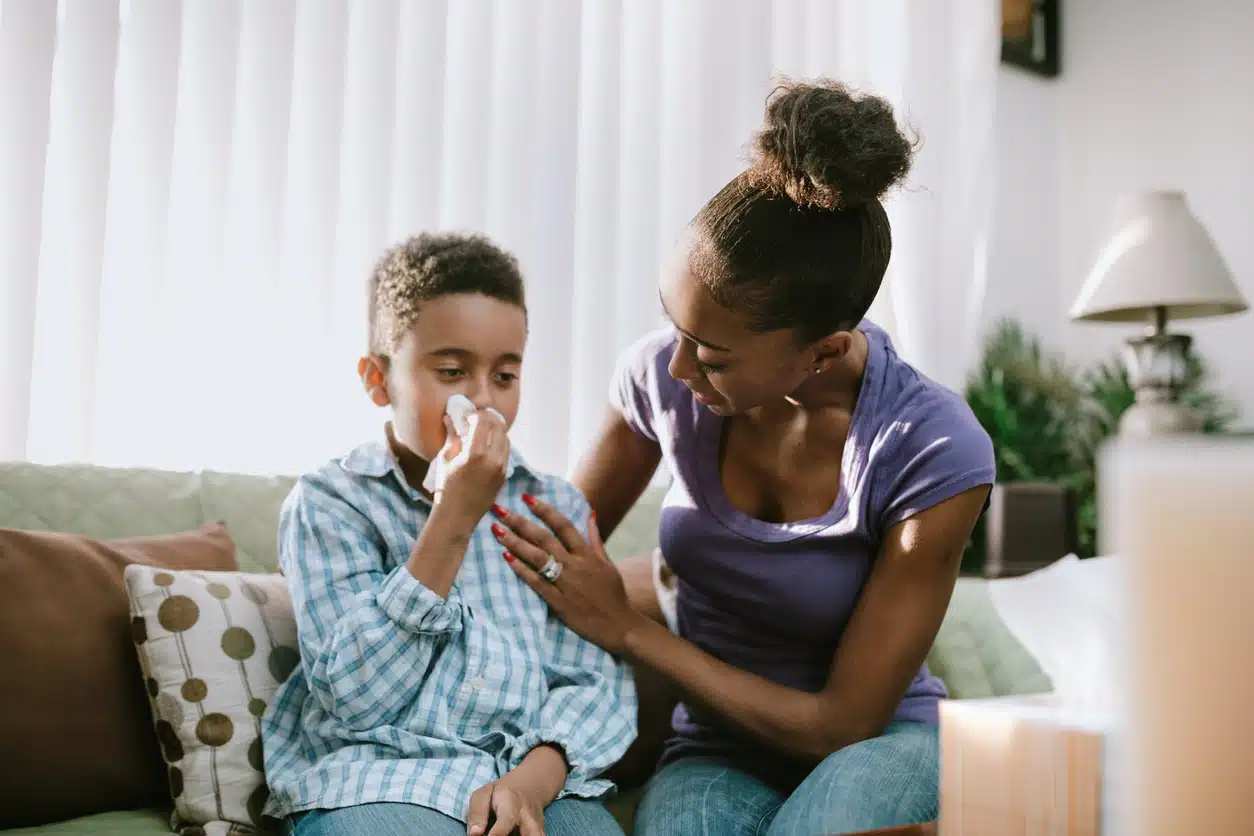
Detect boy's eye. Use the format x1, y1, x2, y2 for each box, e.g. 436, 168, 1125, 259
436, 368, 465, 379
494, 371, 519, 385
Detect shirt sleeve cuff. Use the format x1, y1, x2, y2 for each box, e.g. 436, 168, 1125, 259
883, 468, 996, 530
375, 565, 465, 635
509, 732, 611, 800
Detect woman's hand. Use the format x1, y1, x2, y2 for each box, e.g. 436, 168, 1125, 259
491, 496, 645, 655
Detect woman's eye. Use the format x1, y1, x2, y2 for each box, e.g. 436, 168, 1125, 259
695, 359, 727, 375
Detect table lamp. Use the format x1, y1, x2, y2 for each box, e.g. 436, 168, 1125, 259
1070, 190, 1248, 437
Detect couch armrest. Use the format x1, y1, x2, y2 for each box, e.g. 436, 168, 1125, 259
983, 482, 1076, 579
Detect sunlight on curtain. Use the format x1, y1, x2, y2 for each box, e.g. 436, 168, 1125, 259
1, 0, 998, 475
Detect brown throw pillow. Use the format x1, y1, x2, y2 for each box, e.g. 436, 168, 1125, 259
0, 523, 238, 828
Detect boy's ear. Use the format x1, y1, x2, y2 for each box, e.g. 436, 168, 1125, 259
358, 355, 391, 408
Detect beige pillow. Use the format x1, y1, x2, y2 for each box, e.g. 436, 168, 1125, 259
126, 567, 298, 835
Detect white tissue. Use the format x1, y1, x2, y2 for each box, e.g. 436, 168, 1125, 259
421, 394, 512, 495
987, 554, 1126, 717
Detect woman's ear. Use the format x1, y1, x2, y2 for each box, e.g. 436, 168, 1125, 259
808, 331, 854, 374
358, 355, 391, 407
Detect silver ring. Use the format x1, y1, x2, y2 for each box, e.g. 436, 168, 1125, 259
538, 554, 563, 583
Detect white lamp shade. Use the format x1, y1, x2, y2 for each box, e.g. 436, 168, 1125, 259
1070, 191, 1248, 323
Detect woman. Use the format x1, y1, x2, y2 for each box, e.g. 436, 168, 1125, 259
491, 79, 994, 835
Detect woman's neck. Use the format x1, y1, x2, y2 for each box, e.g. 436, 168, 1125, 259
746, 329, 869, 427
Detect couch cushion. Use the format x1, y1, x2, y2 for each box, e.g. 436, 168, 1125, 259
926, 578, 1052, 699
0, 464, 205, 539
0, 809, 173, 836
0, 525, 239, 829
0, 463, 294, 573
199, 472, 295, 573
605, 484, 665, 561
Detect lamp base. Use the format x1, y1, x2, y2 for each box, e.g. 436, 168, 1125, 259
1119, 398, 1203, 438
1117, 318, 1203, 438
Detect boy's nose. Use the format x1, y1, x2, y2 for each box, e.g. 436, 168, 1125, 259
465, 386, 495, 413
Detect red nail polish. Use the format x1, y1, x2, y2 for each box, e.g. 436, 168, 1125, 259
491, 503, 507, 518
522, 494, 537, 506
491, 523, 506, 538
503, 551, 516, 563
590, 510, 597, 522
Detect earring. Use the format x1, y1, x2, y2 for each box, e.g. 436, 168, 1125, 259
812, 365, 823, 374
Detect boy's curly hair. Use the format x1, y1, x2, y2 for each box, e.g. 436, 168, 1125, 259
367, 232, 527, 355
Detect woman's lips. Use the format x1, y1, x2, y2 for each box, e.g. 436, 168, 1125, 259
689, 387, 719, 406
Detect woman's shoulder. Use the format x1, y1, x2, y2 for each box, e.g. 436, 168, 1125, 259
860, 351, 995, 527
611, 328, 687, 442
864, 333, 994, 478
885, 381, 989, 459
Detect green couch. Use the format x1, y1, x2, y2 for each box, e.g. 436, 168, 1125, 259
0, 462, 1050, 835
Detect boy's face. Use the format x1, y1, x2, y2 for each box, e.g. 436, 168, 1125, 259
359, 293, 526, 462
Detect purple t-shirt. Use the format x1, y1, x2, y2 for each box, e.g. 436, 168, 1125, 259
611, 321, 995, 775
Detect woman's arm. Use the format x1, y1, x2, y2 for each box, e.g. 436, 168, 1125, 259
499, 485, 988, 765
571, 407, 662, 539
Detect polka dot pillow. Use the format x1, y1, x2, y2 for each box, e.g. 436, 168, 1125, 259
125, 566, 298, 835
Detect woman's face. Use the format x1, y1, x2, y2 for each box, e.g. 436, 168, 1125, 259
658, 253, 816, 416
359, 292, 526, 460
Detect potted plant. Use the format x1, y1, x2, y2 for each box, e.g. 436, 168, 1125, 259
963, 318, 1238, 569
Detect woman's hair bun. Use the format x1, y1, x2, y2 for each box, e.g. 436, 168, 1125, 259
752, 78, 914, 211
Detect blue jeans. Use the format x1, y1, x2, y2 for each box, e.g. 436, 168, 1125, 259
288, 798, 623, 836
632, 722, 939, 836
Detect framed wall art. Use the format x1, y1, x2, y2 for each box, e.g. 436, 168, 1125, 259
1002, 0, 1060, 78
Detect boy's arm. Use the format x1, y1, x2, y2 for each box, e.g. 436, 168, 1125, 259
283, 474, 466, 729
506, 487, 638, 795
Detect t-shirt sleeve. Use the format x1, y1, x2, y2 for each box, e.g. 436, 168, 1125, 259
877, 393, 996, 532
608, 328, 675, 444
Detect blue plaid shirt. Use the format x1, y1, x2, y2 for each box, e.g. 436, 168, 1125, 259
261, 437, 637, 822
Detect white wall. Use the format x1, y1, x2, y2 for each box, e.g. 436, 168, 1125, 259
986, 68, 1060, 348
992, 0, 1254, 421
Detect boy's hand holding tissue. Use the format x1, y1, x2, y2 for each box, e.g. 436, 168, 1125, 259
406, 395, 511, 599
427, 394, 510, 528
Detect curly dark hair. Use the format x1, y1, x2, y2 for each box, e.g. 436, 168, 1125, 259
690, 78, 915, 342
367, 232, 527, 355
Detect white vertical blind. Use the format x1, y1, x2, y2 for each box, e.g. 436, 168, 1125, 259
1, 0, 999, 474
389, 0, 448, 242
90, 0, 181, 468
569, 0, 623, 456
27, 0, 119, 462
0, 0, 58, 459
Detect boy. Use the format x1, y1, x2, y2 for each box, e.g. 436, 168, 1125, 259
261, 233, 636, 836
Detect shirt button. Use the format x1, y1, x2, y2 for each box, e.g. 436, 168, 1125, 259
469, 676, 485, 691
